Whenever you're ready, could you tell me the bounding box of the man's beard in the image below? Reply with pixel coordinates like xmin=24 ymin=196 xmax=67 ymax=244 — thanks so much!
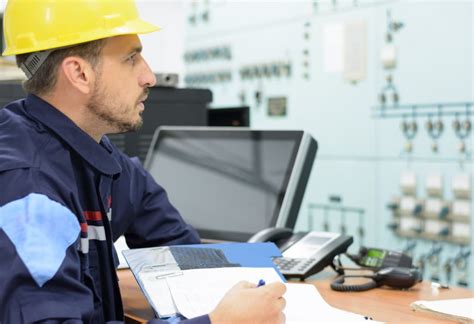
xmin=86 ymin=83 xmax=144 ymax=134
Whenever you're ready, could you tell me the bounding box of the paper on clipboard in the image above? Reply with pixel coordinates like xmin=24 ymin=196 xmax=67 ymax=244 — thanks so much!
xmin=166 ymin=267 xmax=283 ymax=319
xmin=166 ymin=267 xmax=376 ymax=323
xmin=123 ymin=247 xmax=182 ymax=318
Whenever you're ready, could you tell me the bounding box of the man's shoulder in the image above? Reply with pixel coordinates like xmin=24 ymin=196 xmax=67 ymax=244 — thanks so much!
xmin=0 ymin=101 xmax=48 ymax=172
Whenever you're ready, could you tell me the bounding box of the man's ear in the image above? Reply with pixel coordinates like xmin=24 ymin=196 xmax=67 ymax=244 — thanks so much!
xmin=60 ymin=56 xmax=95 ymax=95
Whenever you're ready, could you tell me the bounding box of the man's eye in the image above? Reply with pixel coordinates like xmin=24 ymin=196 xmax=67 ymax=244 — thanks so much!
xmin=127 ymin=54 xmax=137 ymax=64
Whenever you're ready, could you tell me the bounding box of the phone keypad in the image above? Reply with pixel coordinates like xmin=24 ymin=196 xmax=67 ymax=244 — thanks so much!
xmin=273 ymin=257 xmax=315 ymax=273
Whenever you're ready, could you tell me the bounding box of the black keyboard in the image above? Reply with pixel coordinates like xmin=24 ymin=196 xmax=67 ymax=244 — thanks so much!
xmin=169 ymin=247 xmax=240 ymax=270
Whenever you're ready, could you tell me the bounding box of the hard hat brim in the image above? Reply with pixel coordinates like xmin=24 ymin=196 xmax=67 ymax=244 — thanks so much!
xmin=2 ymin=19 xmax=161 ymax=56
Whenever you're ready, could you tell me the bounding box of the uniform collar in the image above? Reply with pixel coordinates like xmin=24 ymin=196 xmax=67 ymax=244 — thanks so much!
xmin=25 ymin=94 xmax=121 ymax=176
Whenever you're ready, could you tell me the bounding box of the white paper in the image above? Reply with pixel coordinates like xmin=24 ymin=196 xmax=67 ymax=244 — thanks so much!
xmin=284 ymin=284 xmax=376 ymax=323
xmin=166 ymin=267 xmax=374 ymax=323
xmin=412 ymin=298 xmax=474 ymax=320
xmin=115 ymin=236 xmax=129 ymax=269
xmin=167 ymin=267 xmax=283 ymax=319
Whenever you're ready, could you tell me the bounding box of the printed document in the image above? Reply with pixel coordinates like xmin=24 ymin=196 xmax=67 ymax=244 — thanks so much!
xmin=167 ymin=267 xmax=283 ymax=318
xmin=166 ymin=267 xmax=373 ymax=323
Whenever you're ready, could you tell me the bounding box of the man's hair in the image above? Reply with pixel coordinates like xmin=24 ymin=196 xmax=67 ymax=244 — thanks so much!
xmin=15 ymin=39 xmax=106 ymax=96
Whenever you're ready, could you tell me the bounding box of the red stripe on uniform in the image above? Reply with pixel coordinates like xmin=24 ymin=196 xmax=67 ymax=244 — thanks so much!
xmin=83 ymin=211 xmax=102 ymax=221
xmin=80 ymin=223 xmax=88 ymax=232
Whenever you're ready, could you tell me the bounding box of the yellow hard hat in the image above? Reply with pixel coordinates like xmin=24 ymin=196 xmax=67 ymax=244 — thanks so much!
xmin=2 ymin=0 xmax=161 ymax=56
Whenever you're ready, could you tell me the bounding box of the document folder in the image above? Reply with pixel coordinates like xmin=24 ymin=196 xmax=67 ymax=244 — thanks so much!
xmin=122 ymin=242 xmax=284 ymax=318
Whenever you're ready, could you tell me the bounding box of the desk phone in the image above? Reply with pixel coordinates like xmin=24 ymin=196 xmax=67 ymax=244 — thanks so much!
xmin=347 ymin=246 xmax=414 ymax=270
xmin=248 ymin=228 xmax=353 ymax=280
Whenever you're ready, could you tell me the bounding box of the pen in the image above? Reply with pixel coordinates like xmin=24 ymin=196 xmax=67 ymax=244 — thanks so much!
xmin=257 ymin=279 xmax=265 ymax=287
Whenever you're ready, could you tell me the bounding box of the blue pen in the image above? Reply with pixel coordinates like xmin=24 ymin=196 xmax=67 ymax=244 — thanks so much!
xmin=257 ymin=279 xmax=266 ymax=287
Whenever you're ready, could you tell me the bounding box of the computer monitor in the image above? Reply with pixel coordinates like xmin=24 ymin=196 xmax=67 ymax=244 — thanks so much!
xmin=144 ymin=126 xmax=318 ymax=242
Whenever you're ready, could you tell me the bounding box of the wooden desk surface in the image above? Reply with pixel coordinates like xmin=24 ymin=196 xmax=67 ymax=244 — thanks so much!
xmin=118 ymin=269 xmax=474 ymax=323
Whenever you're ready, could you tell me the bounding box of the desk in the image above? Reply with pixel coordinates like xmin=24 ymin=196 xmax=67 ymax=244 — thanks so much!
xmin=118 ymin=269 xmax=474 ymax=323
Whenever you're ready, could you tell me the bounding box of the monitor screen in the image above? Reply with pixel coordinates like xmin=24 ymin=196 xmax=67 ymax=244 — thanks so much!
xmin=144 ymin=127 xmax=317 ymax=241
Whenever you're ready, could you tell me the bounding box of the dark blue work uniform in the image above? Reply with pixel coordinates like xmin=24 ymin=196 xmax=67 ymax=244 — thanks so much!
xmin=0 ymin=95 xmax=210 ymax=324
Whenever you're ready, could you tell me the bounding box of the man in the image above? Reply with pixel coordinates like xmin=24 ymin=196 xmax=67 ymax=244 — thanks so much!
xmin=0 ymin=0 xmax=286 ymax=323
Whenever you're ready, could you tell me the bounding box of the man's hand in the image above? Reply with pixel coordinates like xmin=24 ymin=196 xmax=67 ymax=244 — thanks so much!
xmin=209 ymin=281 xmax=286 ymax=324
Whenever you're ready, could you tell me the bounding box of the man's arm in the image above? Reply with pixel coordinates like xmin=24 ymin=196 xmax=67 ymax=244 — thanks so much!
xmin=112 ymin=155 xmax=200 ymax=248
xmin=0 ymin=169 xmax=95 ymax=323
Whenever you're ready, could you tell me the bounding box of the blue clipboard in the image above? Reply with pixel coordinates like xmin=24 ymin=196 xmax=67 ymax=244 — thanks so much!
xmin=184 ymin=242 xmax=285 ymax=281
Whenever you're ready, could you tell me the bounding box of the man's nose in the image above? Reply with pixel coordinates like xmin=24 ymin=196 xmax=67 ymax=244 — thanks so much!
xmin=140 ymin=60 xmax=157 ymax=88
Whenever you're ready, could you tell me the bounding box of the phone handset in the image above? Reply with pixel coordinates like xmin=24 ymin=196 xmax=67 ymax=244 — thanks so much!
xmin=247 ymin=227 xmax=294 ymax=245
